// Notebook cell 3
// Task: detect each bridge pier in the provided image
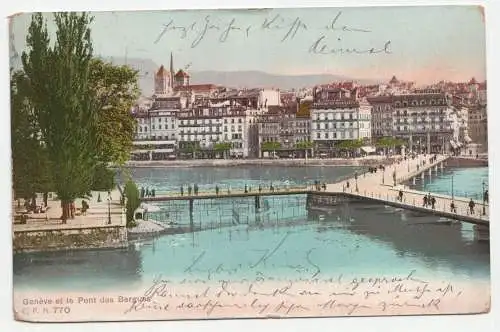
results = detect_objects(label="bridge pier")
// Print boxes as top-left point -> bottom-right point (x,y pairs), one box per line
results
255,195 -> 261,210
189,199 -> 194,228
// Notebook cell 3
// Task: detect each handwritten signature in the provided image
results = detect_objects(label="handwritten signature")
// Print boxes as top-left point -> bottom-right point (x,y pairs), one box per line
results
153,11 -> 390,55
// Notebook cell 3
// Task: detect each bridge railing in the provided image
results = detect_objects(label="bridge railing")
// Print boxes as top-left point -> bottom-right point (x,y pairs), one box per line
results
341,186 -> 489,221
396,156 -> 449,183
148,185 -> 311,198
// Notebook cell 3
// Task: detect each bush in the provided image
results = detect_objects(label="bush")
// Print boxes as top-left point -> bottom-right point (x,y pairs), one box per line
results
124,180 -> 140,227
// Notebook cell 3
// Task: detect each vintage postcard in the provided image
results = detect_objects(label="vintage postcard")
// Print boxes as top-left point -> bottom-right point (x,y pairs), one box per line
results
10,5 -> 490,323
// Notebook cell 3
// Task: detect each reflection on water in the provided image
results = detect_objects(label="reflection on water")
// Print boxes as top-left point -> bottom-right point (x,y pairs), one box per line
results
13,166 -> 490,291
410,166 -> 488,200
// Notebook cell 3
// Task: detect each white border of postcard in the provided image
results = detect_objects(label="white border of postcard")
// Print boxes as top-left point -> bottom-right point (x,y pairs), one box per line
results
2,0 -> 499,331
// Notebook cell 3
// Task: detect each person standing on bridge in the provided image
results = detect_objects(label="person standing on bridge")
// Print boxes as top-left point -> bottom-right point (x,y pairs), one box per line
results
244,184 -> 248,193
430,196 -> 436,209
450,201 -> 457,213
484,189 -> 489,204
468,199 -> 475,215
180,185 -> 184,196
151,188 -> 155,197
259,184 -> 262,193
423,195 -> 428,207
398,190 -> 403,202
215,185 -> 220,196
188,185 -> 192,196
140,187 -> 145,198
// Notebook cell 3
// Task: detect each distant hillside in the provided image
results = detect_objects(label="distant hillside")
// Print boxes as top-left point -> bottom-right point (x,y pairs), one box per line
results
101,56 -> 159,96
102,57 -> 380,95
190,70 -> 379,90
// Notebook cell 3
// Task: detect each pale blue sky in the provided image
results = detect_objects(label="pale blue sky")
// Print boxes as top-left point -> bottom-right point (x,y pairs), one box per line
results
10,6 -> 486,83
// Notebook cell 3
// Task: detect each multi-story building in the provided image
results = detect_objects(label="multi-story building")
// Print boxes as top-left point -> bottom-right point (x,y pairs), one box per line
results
148,97 -> 181,141
130,96 -> 180,161
367,95 -> 393,140
467,104 -> 488,153
310,86 -> 372,157
176,107 -> 224,158
391,90 -> 456,154
221,107 -> 247,158
257,107 -> 297,158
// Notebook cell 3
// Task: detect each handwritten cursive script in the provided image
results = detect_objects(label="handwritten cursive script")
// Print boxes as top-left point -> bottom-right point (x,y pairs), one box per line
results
154,11 -> 392,56
122,269 -> 473,318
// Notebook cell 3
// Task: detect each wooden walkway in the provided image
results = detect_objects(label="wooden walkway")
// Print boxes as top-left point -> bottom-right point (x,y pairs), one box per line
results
140,154 -> 488,226
325,154 -> 489,226
141,187 -> 310,202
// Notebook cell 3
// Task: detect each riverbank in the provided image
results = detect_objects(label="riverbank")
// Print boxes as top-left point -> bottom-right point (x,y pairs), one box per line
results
124,156 -> 398,168
12,190 -> 127,253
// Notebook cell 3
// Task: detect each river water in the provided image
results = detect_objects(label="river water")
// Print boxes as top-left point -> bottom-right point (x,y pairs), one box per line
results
13,166 -> 490,292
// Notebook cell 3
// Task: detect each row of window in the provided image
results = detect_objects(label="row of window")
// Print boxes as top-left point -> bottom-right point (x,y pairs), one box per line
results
395,109 -> 446,116
395,117 -> 446,123
394,99 -> 446,107
312,113 -> 358,121
224,126 -> 243,132
315,131 -> 358,140
395,125 -> 452,131
313,122 -> 362,130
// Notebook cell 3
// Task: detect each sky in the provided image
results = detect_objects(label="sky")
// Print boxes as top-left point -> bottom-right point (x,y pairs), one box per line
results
9,6 -> 486,84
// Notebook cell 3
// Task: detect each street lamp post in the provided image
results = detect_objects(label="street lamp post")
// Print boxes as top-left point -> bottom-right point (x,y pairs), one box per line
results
107,191 -> 112,225
482,180 -> 486,216
382,168 -> 385,184
355,171 -> 359,192
451,175 -> 454,202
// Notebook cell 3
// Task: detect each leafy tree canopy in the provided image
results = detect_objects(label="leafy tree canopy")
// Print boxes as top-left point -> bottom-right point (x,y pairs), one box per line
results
261,141 -> 281,151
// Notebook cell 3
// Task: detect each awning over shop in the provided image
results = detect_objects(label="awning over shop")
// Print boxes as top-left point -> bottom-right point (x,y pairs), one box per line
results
464,136 -> 472,143
449,140 -> 457,149
361,146 -> 376,154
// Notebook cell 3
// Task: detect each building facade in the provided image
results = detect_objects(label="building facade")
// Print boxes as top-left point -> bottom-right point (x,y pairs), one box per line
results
391,90 -> 456,154
310,86 -> 372,156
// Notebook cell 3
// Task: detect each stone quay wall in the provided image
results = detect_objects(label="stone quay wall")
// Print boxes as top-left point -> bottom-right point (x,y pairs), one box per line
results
13,225 -> 128,253
447,157 -> 488,167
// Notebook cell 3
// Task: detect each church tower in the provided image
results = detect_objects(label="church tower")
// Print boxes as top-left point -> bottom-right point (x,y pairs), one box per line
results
170,52 -> 175,87
154,65 -> 172,95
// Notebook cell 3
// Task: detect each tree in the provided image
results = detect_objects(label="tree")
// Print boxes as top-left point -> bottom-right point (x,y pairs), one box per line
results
124,180 -> 140,227
11,69 -> 53,200
261,141 -> 281,151
261,141 -> 281,158
21,12 -> 99,222
337,139 -> 363,150
214,142 -> 232,159
91,163 -> 115,191
294,140 -> 314,158
15,13 -> 140,222
89,58 -> 140,165
376,137 -> 405,154
184,142 -> 200,159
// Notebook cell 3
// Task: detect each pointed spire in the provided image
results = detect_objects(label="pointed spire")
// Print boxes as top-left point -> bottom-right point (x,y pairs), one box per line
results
170,52 -> 174,77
